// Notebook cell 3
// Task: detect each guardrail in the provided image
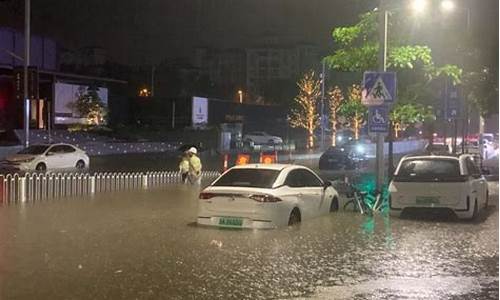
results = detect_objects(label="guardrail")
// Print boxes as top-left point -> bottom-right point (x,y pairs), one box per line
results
0,171 -> 220,204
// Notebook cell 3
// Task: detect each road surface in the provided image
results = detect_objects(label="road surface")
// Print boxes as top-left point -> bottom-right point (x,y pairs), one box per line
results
0,182 -> 497,299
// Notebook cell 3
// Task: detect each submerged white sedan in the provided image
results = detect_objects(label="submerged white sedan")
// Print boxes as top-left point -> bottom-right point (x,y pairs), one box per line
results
197,164 -> 340,229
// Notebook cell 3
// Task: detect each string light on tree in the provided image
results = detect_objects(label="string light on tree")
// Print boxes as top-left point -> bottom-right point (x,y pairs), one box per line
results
288,71 -> 321,149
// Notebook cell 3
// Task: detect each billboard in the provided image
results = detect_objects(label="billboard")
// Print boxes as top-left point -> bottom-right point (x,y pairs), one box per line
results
192,96 -> 208,126
54,82 -> 108,124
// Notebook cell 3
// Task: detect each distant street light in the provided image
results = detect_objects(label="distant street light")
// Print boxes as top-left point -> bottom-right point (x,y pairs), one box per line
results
139,88 -> 150,97
410,0 -> 428,14
238,90 -> 243,104
440,0 -> 455,12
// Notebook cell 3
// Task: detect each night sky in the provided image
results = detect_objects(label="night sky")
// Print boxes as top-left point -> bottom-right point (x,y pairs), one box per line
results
0,0 -> 497,68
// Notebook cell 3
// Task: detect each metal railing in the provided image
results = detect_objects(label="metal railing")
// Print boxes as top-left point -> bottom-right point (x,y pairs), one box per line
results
0,171 -> 220,204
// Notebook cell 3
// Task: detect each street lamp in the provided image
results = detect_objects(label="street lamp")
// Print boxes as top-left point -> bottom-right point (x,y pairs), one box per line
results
376,0 -> 465,188
24,0 -> 31,148
410,0 -> 428,14
438,0 -> 472,154
238,90 -> 243,104
440,0 -> 455,12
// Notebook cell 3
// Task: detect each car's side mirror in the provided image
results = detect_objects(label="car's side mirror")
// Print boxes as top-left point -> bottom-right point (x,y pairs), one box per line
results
323,181 -> 332,189
46,152 -> 55,156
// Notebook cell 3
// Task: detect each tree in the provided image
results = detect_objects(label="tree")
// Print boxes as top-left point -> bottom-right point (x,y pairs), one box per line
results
462,67 -> 499,118
327,86 -> 344,146
325,11 -> 462,113
338,85 -> 366,140
389,103 -> 432,139
73,86 -> 107,125
288,71 -> 321,148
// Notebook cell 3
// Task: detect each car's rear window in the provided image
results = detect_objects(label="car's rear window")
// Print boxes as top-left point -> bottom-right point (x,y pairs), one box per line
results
213,169 -> 280,188
395,159 -> 463,182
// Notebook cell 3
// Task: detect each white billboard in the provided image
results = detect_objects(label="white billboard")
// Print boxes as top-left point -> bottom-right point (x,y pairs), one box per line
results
54,82 -> 108,124
192,96 -> 208,126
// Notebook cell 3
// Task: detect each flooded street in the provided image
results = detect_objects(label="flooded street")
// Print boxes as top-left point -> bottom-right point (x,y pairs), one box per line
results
0,183 -> 498,299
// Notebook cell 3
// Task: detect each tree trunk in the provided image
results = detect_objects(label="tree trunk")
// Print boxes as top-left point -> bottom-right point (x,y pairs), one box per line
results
354,113 -> 359,140
331,118 -> 337,147
308,129 -> 314,149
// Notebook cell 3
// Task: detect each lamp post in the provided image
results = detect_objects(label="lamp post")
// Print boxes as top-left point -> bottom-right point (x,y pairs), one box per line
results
375,0 -> 388,192
440,0 -> 471,154
24,0 -> 31,148
376,0 -> 470,189
151,65 -> 155,97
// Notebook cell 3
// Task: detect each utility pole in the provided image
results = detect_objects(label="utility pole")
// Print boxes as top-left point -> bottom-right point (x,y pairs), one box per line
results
462,8 -> 471,154
23,0 -> 30,147
376,1 -> 388,192
151,65 -> 155,97
320,59 -> 326,150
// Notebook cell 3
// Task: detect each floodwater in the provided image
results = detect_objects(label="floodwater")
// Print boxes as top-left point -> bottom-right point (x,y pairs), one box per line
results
0,183 -> 498,299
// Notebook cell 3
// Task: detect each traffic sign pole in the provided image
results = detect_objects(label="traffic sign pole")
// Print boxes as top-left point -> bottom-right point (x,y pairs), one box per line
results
376,2 -> 388,193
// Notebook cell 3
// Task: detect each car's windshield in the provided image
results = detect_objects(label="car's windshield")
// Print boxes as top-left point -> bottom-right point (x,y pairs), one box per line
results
395,158 -> 462,182
213,169 -> 280,188
17,145 -> 49,155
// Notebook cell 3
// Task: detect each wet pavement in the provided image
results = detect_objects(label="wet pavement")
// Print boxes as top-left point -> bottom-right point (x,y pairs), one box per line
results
0,182 -> 498,299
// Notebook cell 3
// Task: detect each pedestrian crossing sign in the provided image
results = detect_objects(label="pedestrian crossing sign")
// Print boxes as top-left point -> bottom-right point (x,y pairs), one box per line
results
362,72 -> 397,106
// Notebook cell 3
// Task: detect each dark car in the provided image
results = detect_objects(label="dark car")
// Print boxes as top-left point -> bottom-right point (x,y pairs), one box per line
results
424,143 -> 451,155
319,145 -> 366,170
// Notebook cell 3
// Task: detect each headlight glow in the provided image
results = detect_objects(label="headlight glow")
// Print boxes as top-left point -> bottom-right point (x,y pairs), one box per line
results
18,157 -> 35,163
356,145 -> 364,153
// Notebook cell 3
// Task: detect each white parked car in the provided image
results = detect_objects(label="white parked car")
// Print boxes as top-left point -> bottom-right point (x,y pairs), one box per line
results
243,132 -> 283,145
389,154 -> 489,219
2,143 -> 90,172
197,164 -> 339,229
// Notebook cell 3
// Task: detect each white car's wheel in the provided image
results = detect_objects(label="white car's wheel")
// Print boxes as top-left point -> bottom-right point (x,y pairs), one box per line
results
470,199 -> 478,220
35,162 -> 46,172
288,208 -> 301,225
76,160 -> 86,169
330,197 -> 339,212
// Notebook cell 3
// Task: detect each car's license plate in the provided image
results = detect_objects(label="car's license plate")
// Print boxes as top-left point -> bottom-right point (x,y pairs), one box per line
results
416,196 -> 440,204
219,217 -> 243,227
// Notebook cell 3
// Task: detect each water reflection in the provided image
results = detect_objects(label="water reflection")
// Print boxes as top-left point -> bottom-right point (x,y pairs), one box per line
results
0,186 -> 497,299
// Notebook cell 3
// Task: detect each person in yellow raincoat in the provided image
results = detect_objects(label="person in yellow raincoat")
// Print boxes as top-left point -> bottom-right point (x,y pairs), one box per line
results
187,147 -> 202,185
178,151 -> 190,183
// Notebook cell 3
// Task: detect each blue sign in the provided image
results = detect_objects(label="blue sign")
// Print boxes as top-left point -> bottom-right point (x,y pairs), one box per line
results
445,82 -> 461,119
368,106 -> 389,134
363,72 -> 397,105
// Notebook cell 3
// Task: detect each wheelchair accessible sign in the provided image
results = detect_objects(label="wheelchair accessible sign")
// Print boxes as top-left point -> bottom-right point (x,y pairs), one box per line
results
368,106 -> 389,133
363,72 -> 396,134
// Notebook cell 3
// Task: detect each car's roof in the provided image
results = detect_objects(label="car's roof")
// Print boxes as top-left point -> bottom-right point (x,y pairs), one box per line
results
32,143 -> 75,147
230,163 -> 306,171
